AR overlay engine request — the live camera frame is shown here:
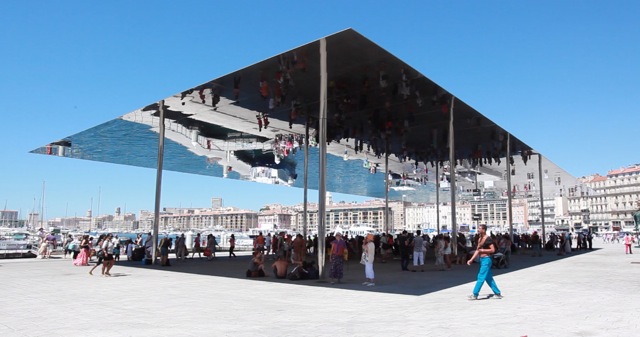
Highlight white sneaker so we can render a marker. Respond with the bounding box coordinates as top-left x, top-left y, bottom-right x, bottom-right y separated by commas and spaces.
367, 282, 375, 286
362, 281, 370, 285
